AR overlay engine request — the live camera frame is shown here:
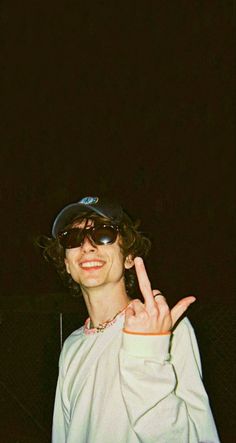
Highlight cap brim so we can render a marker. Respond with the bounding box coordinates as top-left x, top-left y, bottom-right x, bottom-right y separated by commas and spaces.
52, 202, 110, 237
